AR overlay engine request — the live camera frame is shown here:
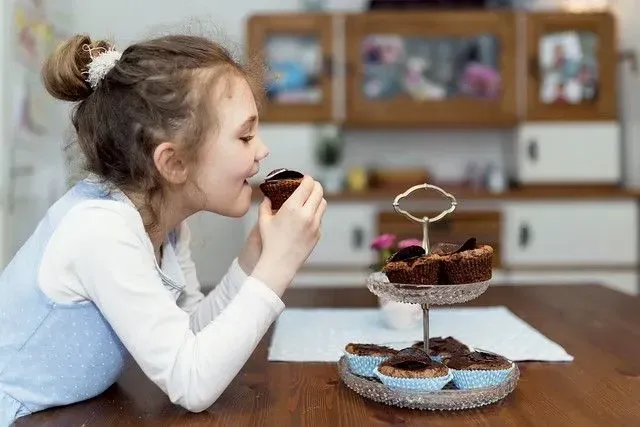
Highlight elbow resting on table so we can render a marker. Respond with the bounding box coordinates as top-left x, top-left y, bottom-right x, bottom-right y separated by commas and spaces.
167, 365, 226, 413
174, 390, 222, 413
180, 400, 210, 414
